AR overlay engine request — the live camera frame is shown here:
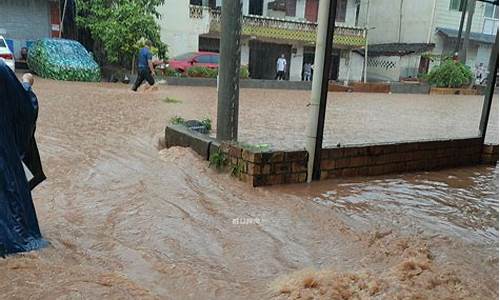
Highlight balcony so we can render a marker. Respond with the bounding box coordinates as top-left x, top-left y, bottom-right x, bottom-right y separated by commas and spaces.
189, 5, 366, 48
